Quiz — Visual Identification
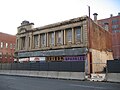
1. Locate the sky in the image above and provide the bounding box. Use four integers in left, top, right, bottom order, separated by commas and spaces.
0, 0, 120, 35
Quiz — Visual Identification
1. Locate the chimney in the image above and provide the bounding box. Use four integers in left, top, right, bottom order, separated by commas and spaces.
104, 23, 109, 31
110, 14, 113, 17
93, 13, 98, 23
118, 12, 120, 16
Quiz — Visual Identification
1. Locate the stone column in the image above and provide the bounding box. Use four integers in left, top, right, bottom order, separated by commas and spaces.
17, 38, 19, 50
19, 38, 21, 50
45, 33, 47, 47
72, 28, 75, 44
46, 33, 49, 47
64, 30, 66, 45
30, 33, 33, 49
25, 36, 27, 50
61, 30, 63, 45
81, 26, 83, 42
38, 34, 40, 48
17, 37, 19, 50
54, 31, 56, 46
26, 34, 29, 50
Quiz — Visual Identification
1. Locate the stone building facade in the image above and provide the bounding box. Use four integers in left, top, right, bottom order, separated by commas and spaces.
15, 16, 113, 74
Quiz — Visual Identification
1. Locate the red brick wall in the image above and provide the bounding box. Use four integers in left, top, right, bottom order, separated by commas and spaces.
89, 19, 112, 51
98, 16, 120, 59
0, 32, 16, 63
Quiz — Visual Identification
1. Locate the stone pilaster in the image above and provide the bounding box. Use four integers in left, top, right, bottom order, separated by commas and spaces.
64, 30, 66, 45
38, 34, 40, 48
54, 31, 56, 46
61, 30, 63, 45
72, 28, 75, 44
46, 33, 49, 47
45, 33, 47, 47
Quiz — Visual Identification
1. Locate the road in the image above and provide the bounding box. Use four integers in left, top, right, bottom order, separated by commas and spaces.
0, 75, 120, 90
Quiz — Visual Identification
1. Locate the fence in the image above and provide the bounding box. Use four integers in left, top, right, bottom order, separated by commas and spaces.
0, 61, 85, 72
107, 60, 120, 73
106, 60, 120, 82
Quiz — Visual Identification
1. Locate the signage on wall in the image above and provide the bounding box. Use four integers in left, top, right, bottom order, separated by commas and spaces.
30, 57, 45, 62
19, 58, 29, 62
64, 55, 86, 61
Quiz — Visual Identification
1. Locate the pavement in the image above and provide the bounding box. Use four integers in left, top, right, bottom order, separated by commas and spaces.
0, 75, 120, 90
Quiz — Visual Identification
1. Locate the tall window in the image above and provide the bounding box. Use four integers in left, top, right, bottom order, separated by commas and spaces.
17, 39, 18, 50
21, 37, 25, 50
56, 31, 62, 44
29, 37, 30, 47
75, 26, 81, 42
13, 44, 15, 49
6, 43, 8, 48
41, 33, 46, 47
0, 42, 4, 48
10, 43, 12, 49
5, 52, 8, 58
66, 28, 72, 43
34, 35, 38, 48
49, 32, 54, 46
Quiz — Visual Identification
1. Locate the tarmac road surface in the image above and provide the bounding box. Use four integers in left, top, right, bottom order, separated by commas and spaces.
0, 75, 120, 90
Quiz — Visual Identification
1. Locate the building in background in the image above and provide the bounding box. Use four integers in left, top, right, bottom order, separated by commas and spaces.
15, 15, 113, 74
98, 13, 120, 59
0, 32, 16, 63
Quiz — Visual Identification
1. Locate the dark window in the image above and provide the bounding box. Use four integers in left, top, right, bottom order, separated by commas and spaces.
34, 35, 38, 48
112, 19, 119, 24
75, 26, 81, 42
49, 32, 54, 46
66, 28, 72, 43
21, 37, 26, 50
41, 33, 46, 47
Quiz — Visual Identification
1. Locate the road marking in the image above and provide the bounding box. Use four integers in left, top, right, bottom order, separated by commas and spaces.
70, 84, 109, 89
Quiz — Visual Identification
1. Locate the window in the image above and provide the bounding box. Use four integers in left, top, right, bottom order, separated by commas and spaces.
112, 25, 119, 29
6, 43, 8, 48
49, 32, 54, 46
10, 43, 12, 49
34, 35, 38, 48
75, 26, 81, 42
5, 53, 8, 58
66, 28, 72, 43
56, 31, 62, 44
112, 30, 120, 33
13, 44, 15, 49
29, 37, 30, 47
17, 39, 18, 49
21, 37, 25, 50
10, 53, 13, 59
0, 42, 4, 48
112, 19, 119, 24
41, 33, 46, 47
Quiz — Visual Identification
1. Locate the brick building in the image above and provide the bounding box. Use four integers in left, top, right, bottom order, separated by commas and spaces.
98, 13, 120, 59
15, 15, 113, 74
0, 32, 16, 63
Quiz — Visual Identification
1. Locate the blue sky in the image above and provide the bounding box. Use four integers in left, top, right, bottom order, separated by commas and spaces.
0, 0, 120, 35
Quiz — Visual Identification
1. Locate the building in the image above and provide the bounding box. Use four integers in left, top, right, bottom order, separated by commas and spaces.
0, 32, 16, 63
98, 13, 120, 59
15, 15, 113, 74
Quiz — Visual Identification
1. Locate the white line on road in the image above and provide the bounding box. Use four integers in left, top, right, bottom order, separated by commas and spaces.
70, 84, 110, 90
